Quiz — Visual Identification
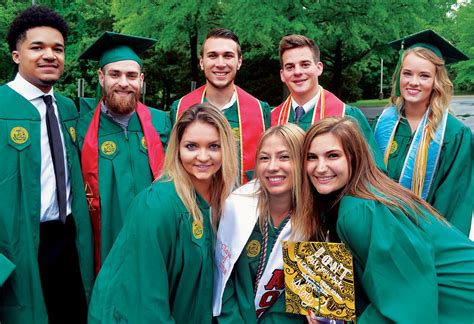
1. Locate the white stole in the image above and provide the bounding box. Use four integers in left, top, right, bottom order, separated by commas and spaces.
213, 180, 260, 316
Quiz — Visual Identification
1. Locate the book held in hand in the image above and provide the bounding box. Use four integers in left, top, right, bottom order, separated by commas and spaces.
282, 241, 356, 322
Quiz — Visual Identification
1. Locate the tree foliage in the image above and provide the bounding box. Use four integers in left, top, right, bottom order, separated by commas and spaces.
1, 0, 469, 109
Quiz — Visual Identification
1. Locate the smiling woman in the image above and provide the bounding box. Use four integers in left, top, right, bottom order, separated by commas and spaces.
295, 116, 474, 323
373, 30, 472, 235
88, 103, 238, 323
214, 124, 307, 323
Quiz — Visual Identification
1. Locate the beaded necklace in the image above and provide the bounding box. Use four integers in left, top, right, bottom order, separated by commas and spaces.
254, 214, 291, 294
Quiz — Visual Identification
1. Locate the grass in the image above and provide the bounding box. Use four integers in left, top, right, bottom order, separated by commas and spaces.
349, 98, 390, 107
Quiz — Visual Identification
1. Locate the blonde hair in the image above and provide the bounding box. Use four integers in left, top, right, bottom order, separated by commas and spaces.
293, 117, 445, 241
163, 103, 238, 229
390, 47, 453, 138
255, 124, 305, 231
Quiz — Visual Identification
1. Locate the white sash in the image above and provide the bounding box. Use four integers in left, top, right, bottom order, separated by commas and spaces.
213, 180, 260, 316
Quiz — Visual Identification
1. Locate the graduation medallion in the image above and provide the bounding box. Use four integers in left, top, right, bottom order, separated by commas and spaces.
192, 221, 203, 239
389, 140, 398, 155
101, 141, 116, 155
232, 127, 240, 141
246, 239, 261, 258
69, 127, 76, 142
10, 127, 28, 144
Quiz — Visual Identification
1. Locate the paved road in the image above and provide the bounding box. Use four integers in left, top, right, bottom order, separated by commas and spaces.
359, 96, 474, 131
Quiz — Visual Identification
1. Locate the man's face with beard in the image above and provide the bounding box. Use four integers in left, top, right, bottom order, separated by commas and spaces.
98, 60, 143, 115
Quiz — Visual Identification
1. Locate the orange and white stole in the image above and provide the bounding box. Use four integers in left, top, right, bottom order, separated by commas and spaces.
271, 86, 346, 126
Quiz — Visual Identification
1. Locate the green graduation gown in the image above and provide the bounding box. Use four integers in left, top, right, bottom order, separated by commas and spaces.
0, 85, 94, 323
76, 107, 171, 263
218, 221, 305, 324
170, 98, 271, 181
336, 195, 474, 323
286, 105, 385, 168
373, 113, 473, 235
89, 180, 215, 323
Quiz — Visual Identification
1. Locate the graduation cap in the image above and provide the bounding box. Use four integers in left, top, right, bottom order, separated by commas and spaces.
80, 32, 157, 68
389, 29, 469, 96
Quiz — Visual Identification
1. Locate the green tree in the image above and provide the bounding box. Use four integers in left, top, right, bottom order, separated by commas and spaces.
110, 0, 225, 108
449, 2, 474, 92
0, 1, 29, 84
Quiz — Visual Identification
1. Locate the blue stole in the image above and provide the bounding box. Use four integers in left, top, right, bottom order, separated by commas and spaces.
374, 105, 448, 199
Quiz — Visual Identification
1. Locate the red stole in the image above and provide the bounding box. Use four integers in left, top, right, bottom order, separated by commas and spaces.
271, 87, 346, 126
177, 85, 264, 184
81, 101, 164, 274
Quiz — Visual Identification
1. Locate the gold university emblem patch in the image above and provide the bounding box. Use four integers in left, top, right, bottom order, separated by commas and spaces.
10, 127, 28, 144
232, 127, 240, 141
141, 136, 147, 149
69, 127, 76, 142
101, 141, 116, 155
389, 140, 398, 154
192, 221, 203, 239
246, 239, 261, 257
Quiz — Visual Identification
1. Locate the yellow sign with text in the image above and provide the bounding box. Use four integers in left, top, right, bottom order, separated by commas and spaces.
282, 241, 356, 322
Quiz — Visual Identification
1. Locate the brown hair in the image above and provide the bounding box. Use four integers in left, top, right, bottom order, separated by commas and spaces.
390, 47, 453, 139
293, 117, 445, 241
200, 28, 242, 58
279, 34, 320, 67
163, 103, 238, 229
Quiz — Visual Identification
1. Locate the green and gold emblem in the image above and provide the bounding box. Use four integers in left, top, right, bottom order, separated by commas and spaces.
10, 127, 28, 144
101, 141, 117, 155
69, 127, 76, 142
246, 239, 261, 257
389, 140, 398, 154
141, 136, 147, 150
232, 127, 240, 141
192, 221, 203, 239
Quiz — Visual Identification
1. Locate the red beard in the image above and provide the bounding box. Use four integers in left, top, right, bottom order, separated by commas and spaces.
103, 87, 140, 115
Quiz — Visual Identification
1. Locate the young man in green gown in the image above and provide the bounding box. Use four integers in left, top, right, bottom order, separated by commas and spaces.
273, 34, 384, 168
0, 6, 93, 323
170, 28, 271, 184
77, 32, 171, 272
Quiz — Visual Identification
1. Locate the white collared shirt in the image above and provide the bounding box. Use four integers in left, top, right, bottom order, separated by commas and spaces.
8, 73, 72, 222
220, 91, 237, 111
291, 89, 322, 114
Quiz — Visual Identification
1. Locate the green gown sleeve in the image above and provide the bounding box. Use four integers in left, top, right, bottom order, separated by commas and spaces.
427, 124, 472, 235
336, 198, 439, 323
217, 273, 246, 323
260, 101, 272, 130
88, 187, 178, 323
345, 106, 386, 171
152, 108, 172, 150
170, 100, 179, 126
0, 253, 15, 287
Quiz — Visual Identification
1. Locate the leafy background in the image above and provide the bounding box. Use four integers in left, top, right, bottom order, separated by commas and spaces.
0, 0, 472, 109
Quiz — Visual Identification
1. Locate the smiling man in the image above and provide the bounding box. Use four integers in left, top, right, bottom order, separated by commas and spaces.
0, 6, 93, 323
76, 32, 171, 273
171, 28, 271, 184
273, 35, 384, 168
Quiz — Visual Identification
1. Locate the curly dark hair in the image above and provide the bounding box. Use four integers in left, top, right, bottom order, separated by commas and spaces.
7, 5, 69, 52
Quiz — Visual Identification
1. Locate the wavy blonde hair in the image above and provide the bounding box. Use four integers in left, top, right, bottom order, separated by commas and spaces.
293, 117, 445, 241
255, 124, 305, 231
163, 103, 238, 229
390, 47, 453, 138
